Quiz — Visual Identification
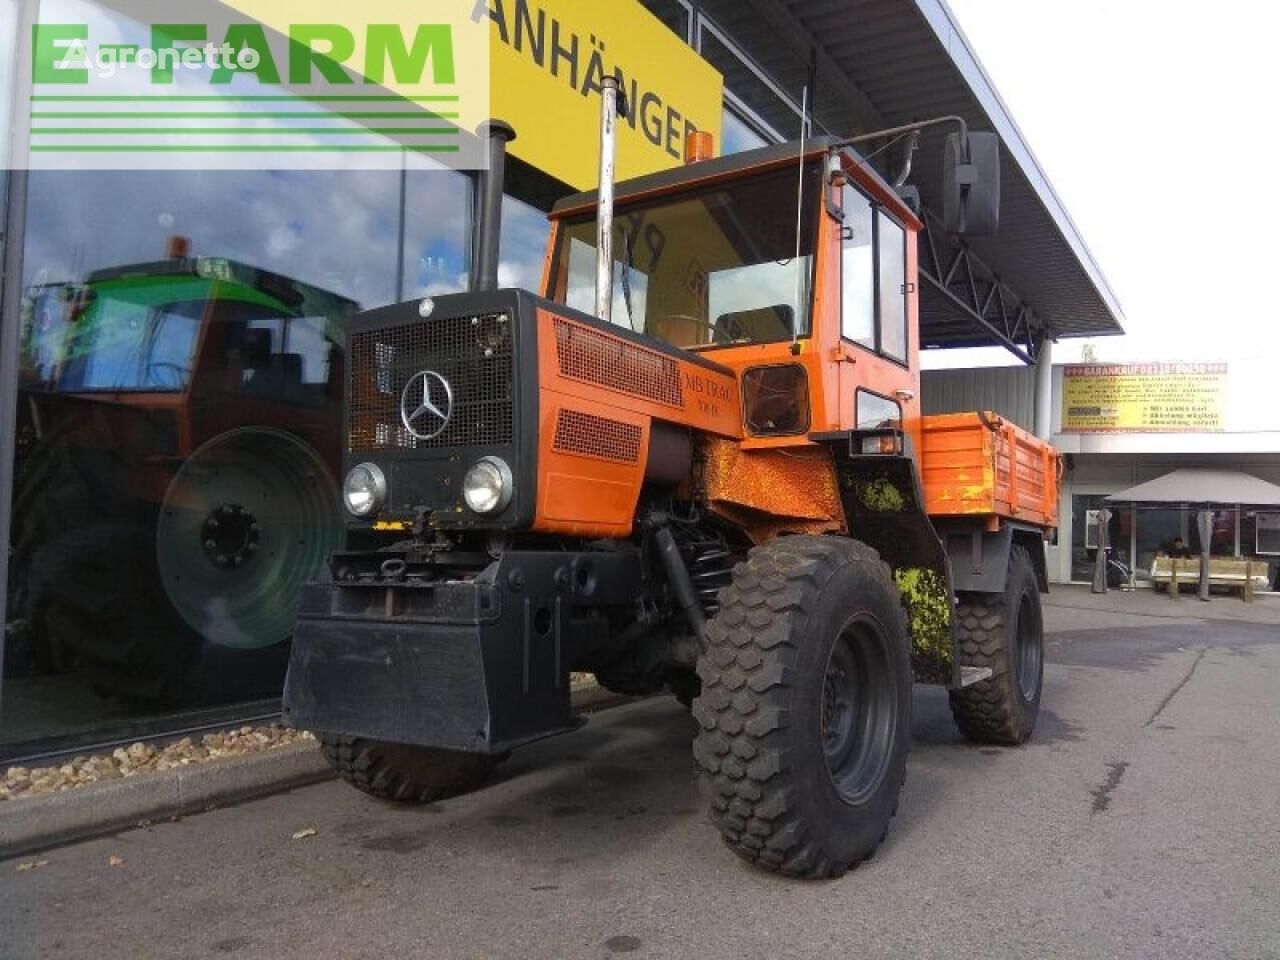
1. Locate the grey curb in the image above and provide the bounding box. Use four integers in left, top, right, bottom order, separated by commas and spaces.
0, 741, 330, 860
0, 685, 637, 859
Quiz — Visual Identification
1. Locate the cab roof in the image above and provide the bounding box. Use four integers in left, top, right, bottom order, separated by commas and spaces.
549, 136, 919, 228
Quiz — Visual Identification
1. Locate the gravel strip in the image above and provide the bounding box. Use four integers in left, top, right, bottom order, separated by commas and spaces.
3, 676, 610, 804
2, 725, 316, 803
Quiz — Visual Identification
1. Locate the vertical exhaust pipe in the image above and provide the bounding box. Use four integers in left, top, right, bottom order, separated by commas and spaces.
474, 119, 516, 293
595, 76, 620, 323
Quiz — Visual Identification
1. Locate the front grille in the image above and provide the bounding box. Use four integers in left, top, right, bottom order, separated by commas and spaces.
553, 317, 684, 408
349, 312, 514, 451
553, 409, 642, 463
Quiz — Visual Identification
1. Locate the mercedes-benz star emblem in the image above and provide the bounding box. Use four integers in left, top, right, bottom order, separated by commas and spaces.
400, 371, 454, 440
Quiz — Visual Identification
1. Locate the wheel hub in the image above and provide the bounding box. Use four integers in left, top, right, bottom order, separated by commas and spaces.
201, 504, 261, 569
1015, 591, 1042, 701
822, 663, 853, 755
820, 618, 896, 806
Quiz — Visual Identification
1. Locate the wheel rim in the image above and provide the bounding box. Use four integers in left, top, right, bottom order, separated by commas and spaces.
1015, 590, 1042, 701
821, 615, 897, 805
156, 428, 342, 650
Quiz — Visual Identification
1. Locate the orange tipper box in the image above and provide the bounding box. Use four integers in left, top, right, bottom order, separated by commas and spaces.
920, 412, 1061, 528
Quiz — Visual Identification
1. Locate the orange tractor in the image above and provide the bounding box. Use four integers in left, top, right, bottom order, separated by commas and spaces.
284, 100, 1061, 878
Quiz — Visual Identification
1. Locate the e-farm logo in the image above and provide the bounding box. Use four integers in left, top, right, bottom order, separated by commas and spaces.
23, 10, 488, 171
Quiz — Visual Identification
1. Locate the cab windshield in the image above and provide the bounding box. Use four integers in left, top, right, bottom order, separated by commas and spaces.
20, 275, 348, 395
21, 279, 211, 393
551, 162, 821, 350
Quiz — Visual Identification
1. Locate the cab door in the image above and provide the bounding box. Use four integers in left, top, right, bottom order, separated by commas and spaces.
835, 181, 923, 459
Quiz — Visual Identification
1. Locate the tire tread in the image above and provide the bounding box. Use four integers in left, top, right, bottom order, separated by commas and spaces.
319, 735, 497, 804
947, 544, 1042, 745
692, 536, 907, 879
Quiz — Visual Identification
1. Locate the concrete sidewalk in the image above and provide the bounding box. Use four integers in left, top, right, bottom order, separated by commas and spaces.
1046, 581, 1280, 626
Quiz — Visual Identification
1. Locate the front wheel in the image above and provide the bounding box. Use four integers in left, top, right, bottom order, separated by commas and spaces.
692, 536, 912, 879
319, 735, 500, 804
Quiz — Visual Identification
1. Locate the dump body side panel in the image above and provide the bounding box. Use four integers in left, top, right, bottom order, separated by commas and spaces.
920, 412, 1060, 528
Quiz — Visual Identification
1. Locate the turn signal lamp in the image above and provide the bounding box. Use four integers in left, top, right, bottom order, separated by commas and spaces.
165, 235, 192, 259
685, 131, 715, 164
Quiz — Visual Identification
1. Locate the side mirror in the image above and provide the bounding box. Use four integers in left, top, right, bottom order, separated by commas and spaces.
942, 131, 1000, 235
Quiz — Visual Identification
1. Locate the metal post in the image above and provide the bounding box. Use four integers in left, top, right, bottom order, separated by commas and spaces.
594, 76, 619, 324
394, 154, 407, 302
1197, 509, 1212, 602
0, 0, 38, 719
1034, 336, 1054, 441
1128, 507, 1137, 590
1092, 507, 1111, 594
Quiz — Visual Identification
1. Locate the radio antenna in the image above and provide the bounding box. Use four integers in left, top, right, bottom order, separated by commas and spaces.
790, 85, 809, 356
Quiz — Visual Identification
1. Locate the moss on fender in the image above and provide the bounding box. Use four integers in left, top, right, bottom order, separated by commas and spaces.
894, 566, 953, 684
859, 478, 905, 513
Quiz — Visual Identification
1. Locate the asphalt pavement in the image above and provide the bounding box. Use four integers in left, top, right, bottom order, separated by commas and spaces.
3, 592, 1278, 960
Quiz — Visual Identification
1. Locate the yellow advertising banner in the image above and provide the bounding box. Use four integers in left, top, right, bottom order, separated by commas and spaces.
1061, 363, 1228, 433
475, 0, 724, 188
217, 0, 723, 185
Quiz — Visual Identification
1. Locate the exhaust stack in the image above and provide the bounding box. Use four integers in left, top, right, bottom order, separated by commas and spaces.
474, 120, 516, 293
594, 76, 620, 324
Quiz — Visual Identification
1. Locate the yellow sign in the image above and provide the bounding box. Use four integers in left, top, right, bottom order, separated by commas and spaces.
1061, 363, 1227, 433
474, 0, 724, 188
194, 0, 720, 182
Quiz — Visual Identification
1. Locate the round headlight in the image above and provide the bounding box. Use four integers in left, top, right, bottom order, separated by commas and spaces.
463, 457, 513, 515
344, 463, 387, 518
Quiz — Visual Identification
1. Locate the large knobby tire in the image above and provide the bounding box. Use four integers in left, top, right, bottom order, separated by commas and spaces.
692, 536, 912, 879
319, 735, 500, 804
948, 544, 1044, 745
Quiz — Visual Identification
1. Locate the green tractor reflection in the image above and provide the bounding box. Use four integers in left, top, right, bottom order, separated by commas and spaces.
11, 246, 355, 704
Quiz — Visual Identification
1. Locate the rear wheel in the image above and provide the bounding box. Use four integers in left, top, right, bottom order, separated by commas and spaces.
318, 735, 500, 804
948, 544, 1044, 744
692, 536, 911, 879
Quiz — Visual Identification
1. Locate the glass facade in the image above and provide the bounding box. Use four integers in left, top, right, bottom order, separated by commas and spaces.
2, 0, 827, 758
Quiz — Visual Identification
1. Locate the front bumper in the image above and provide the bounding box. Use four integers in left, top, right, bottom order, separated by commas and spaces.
282, 549, 640, 754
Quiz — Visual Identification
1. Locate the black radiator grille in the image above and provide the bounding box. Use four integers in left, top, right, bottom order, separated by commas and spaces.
348, 312, 515, 451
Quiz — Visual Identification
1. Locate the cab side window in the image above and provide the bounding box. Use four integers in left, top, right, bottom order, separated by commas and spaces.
841, 190, 875, 347
841, 184, 910, 366
878, 213, 907, 363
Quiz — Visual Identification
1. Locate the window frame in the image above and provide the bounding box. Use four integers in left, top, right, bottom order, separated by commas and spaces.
547, 162, 827, 352
838, 182, 912, 371
855, 388, 903, 432
742, 363, 812, 437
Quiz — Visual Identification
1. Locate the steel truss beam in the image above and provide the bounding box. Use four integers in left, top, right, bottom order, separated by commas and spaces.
918, 211, 1043, 365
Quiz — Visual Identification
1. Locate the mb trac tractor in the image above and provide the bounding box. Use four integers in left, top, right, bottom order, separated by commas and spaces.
10, 248, 354, 702
285, 102, 1061, 878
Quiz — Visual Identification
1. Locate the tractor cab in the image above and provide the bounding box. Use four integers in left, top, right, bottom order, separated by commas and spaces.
539, 130, 989, 459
